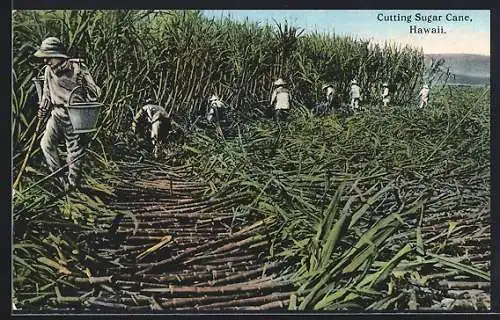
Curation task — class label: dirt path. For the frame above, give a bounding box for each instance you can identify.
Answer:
[87,161,292,311]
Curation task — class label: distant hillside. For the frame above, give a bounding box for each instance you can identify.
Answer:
[425,54,490,85]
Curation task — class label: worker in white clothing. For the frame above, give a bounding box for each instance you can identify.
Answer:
[206,94,226,124]
[382,82,390,107]
[132,99,171,158]
[270,78,291,121]
[350,79,361,112]
[418,84,430,108]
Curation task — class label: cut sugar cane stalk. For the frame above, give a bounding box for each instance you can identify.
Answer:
[136,235,173,261]
[13,119,42,191]
[13,74,46,191]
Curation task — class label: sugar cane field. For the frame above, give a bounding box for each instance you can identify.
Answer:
[12,10,490,312]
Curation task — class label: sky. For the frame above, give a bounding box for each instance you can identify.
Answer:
[202,10,490,55]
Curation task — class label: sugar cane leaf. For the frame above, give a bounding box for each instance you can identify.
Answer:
[447,221,458,238]
[349,184,392,228]
[427,253,490,281]
[357,243,413,289]
[288,293,297,310]
[313,288,349,310]
[342,244,375,274]
[367,293,404,310]
[416,225,424,256]
[319,208,351,269]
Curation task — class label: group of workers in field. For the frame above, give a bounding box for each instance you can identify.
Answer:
[29,37,431,192]
[313,80,429,115]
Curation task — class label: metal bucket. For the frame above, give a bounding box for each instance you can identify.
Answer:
[66,102,103,133]
[66,86,103,134]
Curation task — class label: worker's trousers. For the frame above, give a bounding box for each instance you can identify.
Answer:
[419,98,428,108]
[314,102,332,116]
[351,97,360,111]
[383,97,390,107]
[40,108,84,188]
[151,120,162,158]
[151,119,171,158]
[275,108,289,122]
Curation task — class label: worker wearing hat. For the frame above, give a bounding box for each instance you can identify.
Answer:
[34,37,101,191]
[132,98,171,158]
[206,94,227,124]
[418,84,430,108]
[350,79,361,111]
[322,83,335,106]
[382,82,390,107]
[270,78,291,121]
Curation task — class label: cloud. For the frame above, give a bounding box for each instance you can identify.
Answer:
[365,31,490,55]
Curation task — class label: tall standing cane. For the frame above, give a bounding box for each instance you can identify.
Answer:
[13,76,45,191]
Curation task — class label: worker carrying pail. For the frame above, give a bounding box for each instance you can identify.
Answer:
[34,37,101,192]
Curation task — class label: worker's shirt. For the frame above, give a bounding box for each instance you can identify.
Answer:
[208,100,225,113]
[350,85,361,99]
[142,104,169,123]
[271,87,290,110]
[420,88,429,100]
[42,60,101,117]
[326,87,334,101]
[382,88,389,98]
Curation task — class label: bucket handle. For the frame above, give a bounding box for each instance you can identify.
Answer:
[68,58,98,106]
[68,85,99,106]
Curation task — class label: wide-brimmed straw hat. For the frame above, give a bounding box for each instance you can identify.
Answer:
[351,79,357,84]
[273,78,287,86]
[423,84,429,89]
[209,94,220,102]
[322,83,334,90]
[383,82,388,87]
[33,37,69,59]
